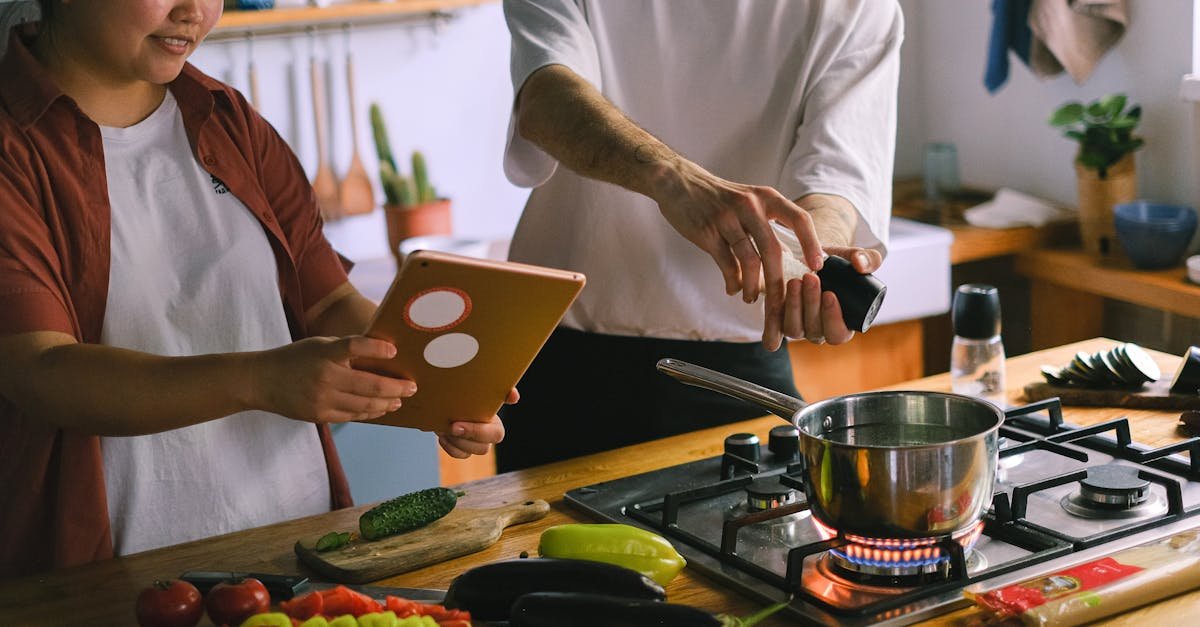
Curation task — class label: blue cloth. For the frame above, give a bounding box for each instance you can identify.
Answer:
[984,0,1034,93]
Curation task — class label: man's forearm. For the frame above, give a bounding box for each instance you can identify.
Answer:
[516,64,683,199]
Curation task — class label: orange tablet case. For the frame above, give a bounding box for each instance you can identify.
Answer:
[356,250,586,433]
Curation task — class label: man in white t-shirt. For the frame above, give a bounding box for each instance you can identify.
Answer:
[496,0,903,471]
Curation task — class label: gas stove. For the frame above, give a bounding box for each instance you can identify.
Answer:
[564,399,1200,625]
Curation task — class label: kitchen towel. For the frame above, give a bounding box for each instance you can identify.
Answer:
[984,0,1034,93]
[963,188,1075,229]
[1029,0,1129,85]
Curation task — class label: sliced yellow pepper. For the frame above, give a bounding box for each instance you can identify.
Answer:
[298,617,331,627]
[238,613,292,627]
[327,615,358,627]
[538,523,687,585]
[357,610,399,627]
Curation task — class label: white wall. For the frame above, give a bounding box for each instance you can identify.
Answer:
[190,3,528,261]
[896,0,1196,211]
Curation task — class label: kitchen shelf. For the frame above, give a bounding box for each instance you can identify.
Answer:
[210,0,495,41]
[891,178,1079,265]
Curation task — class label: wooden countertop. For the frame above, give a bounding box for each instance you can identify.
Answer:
[0,339,1192,625]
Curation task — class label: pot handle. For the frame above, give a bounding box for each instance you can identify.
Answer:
[656,358,807,421]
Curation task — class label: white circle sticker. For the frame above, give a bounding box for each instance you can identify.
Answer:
[406,288,470,331]
[423,333,479,368]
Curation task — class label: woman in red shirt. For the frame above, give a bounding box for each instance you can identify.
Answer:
[0,0,508,577]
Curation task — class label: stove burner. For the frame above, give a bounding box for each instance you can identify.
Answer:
[744,476,800,512]
[1061,465,1169,519]
[813,519,986,582]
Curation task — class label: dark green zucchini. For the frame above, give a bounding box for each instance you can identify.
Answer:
[442,558,665,621]
[358,487,458,540]
[510,592,791,627]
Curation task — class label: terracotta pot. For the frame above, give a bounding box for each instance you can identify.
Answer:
[1075,154,1136,258]
[384,199,452,259]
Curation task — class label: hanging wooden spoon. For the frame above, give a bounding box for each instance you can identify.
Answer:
[247,33,261,110]
[338,26,375,216]
[309,30,341,221]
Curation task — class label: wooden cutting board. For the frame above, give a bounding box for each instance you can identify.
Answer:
[1024,379,1200,410]
[295,498,549,584]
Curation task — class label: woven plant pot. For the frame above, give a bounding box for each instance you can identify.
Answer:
[1075,154,1136,257]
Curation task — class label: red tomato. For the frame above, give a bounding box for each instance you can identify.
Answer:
[204,577,270,626]
[135,579,204,627]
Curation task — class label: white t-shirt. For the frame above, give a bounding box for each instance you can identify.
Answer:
[503,0,902,342]
[99,91,330,556]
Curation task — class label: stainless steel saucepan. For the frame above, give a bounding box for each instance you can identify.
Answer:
[656,358,1003,539]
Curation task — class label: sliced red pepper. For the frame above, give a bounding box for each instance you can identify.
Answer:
[384,595,421,618]
[279,591,324,620]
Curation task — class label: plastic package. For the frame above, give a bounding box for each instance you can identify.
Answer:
[968,529,1200,625]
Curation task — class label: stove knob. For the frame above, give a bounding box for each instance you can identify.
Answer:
[768,425,800,462]
[724,433,761,462]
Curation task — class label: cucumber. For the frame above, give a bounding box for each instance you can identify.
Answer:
[358,487,459,540]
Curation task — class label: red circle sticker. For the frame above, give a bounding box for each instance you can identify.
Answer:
[403,287,472,332]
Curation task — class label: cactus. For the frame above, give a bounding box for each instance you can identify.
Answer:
[369,103,398,173]
[370,104,440,209]
[412,151,434,204]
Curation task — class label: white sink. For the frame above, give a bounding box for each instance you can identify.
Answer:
[872,217,953,325]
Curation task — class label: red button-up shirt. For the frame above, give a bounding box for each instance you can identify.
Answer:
[0,33,354,578]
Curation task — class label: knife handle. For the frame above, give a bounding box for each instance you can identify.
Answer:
[180,570,308,600]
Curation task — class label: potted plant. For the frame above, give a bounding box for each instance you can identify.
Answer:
[370,103,452,259]
[1049,93,1144,257]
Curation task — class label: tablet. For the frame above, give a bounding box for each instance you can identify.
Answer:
[355,250,586,433]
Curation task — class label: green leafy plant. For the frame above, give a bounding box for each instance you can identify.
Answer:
[369,102,439,208]
[1048,93,1144,179]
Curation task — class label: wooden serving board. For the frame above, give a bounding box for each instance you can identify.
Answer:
[295,498,550,584]
[1024,379,1200,410]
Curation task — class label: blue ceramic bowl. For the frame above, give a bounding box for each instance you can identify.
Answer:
[1114,201,1197,229]
[1114,202,1197,269]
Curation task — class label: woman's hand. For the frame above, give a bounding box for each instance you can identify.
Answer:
[251,335,417,423]
[437,388,518,458]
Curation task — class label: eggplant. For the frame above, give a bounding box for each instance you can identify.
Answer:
[510,592,791,627]
[442,557,665,621]
[511,592,720,627]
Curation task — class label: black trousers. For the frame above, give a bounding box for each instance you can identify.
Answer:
[495,327,801,473]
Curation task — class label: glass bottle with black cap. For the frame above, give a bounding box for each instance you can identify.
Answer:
[951,284,1006,407]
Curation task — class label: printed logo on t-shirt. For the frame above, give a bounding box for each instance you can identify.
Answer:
[211,175,229,195]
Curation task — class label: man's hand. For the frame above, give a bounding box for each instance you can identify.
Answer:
[438,388,517,458]
[251,335,417,424]
[778,194,883,350]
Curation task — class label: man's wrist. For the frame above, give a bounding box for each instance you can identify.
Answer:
[796,193,859,249]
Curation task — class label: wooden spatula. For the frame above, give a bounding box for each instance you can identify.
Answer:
[309,38,341,221]
[338,29,375,217]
